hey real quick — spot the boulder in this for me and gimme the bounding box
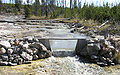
[33,55,39,60]
[1,54,8,61]
[20,51,33,61]
[0,47,6,54]
[0,61,8,66]
[29,43,43,50]
[91,55,98,60]
[87,43,100,55]
[8,62,17,66]
[17,58,23,65]
[25,49,33,55]
[31,48,38,54]
[7,48,13,55]
[0,41,11,48]
[37,50,52,59]
[23,43,29,49]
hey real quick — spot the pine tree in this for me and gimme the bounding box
[0,0,2,12]
[41,0,45,16]
[15,0,21,11]
[34,0,40,16]
[24,0,31,18]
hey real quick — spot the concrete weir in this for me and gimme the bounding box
[38,37,87,52]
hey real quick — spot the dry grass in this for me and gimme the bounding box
[0,59,50,75]
[27,15,47,20]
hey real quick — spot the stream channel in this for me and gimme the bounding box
[34,26,109,75]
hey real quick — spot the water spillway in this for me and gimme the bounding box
[50,40,77,57]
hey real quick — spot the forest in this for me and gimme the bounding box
[0,0,120,24]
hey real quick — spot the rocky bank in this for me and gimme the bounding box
[0,38,52,66]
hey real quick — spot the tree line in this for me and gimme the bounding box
[0,0,120,24]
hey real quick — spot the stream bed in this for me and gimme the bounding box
[0,21,120,75]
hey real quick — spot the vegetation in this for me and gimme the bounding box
[0,0,120,23]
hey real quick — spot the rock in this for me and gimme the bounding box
[0,41,11,48]
[8,56,14,62]
[97,62,108,66]
[25,49,33,55]
[20,51,33,61]
[33,55,39,60]
[38,50,52,59]
[87,43,100,55]
[12,54,20,59]
[17,58,23,65]
[31,48,38,54]
[91,55,98,59]
[8,62,17,66]
[0,47,6,54]
[23,43,29,49]
[106,58,112,63]
[1,54,8,61]
[29,43,42,50]
[7,48,13,55]
[40,43,48,51]
[12,58,19,63]
[33,38,39,42]
[0,61,8,66]
[75,39,88,56]
[100,57,107,63]
[19,41,24,45]
[12,46,22,54]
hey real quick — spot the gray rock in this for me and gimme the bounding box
[106,58,112,63]
[17,58,23,65]
[38,50,52,59]
[0,47,6,54]
[29,43,42,50]
[0,41,11,48]
[0,61,8,66]
[31,48,38,54]
[8,56,14,62]
[7,48,13,55]
[8,62,17,66]
[20,51,33,61]
[25,49,33,55]
[97,62,107,66]
[1,54,8,61]
[23,43,29,49]
[91,55,98,59]
[12,58,19,63]
[87,43,100,55]
[33,55,39,60]
[12,54,20,59]
[100,57,107,63]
